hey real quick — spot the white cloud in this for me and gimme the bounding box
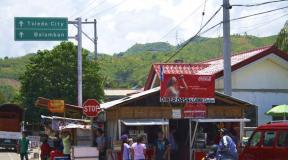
[0,0,287,58]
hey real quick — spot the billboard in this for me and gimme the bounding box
[160,74,215,103]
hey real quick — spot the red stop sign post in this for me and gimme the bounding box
[83,99,100,117]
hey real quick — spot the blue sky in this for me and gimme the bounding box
[0,0,287,58]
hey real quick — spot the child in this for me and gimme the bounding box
[40,138,51,160]
[128,138,133,146]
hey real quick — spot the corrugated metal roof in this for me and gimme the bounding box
[100,87,160,110]
[104,89,139,96]
[100,87,256,110]
[197,46,271,74]
[153,63,211,75]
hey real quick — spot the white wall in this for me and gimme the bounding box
[216,54,288,90]
[215,54,288,125]
[232,91,288,125]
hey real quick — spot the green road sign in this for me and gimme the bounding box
[14,17,68,41]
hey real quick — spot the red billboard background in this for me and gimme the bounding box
[160,74,215,103]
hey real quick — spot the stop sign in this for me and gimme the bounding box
[83,99,100,117]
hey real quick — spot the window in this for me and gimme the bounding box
[249,131,261,147]
[263,131,275,147]
[278,131,288,147]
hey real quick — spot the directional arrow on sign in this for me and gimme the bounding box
[19,21,24,27]
[19,32,24,38]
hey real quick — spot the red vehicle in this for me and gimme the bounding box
[0,104,23,151]
[240,122,288,160]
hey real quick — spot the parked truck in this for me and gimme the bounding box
[0,104,23,151]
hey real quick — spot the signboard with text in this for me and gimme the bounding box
[183,103,207,119]
[14,17,68,41]
[83,99,100,117]
[48,100,65,113]
[160,74,215,103]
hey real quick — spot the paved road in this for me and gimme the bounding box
[0,150,20,160]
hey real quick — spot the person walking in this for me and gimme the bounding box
[153,131,170,160]
[131,135,146,160]
[18,132,30,160]
[121,134,131,160]
[216,128,238,160]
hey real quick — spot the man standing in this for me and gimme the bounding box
[168,127,178,160]
[95,128,106,160]
[216,128,238,160]
[154,131,170,160]
[19,132,29,160]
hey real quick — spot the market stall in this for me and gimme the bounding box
[41,115,91,146]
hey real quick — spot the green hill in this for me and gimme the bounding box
[99,35,277,88]
[124,42,175,55]
[0,35,278,93]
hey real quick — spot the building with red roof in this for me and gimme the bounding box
[144,45,288,125]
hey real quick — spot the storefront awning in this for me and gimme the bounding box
[192,118,250,123]
[121,119,169,126]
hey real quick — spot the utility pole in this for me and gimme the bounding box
[223,0,232,96]
[94,19,98,60]
[77,17,83,107]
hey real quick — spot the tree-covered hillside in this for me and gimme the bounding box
[0,35,279,95]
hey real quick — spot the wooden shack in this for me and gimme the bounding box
[101,86,255,142]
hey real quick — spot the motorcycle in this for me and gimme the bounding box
[202,145,218,160]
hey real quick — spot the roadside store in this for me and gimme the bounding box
[100,86,255,160]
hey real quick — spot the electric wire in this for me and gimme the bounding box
[88,0,127,18]
[164,6,222,63]
[70,0,97,18]
[164,5,288,63]
[200,0,208,29]
[159,2,205,40]
[232,0,288,7]
[230,5,288,22]
[80,0,107,19]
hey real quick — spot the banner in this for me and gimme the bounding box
[160,74,215,103]
[48,100,64,113]
[183,103,207,119]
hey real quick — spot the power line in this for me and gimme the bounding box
[200,0,208,29]
[230,5,288,22]
[159,2,205,40]
[232,0,288,7]
[237,12,288,34]
[70,0,97,18]
[164,6,222,63]
[236,12,288,30]
[79,0,107,19]
[88,0,127,18]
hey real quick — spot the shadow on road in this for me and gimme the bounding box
[0,148,17,153]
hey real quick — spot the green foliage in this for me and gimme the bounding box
[276,22,288,52]
[124,42,175,55]
[20,42,104,122]
[99,35,277,88]
[0,35,278,91]
[0,85,16,103]
[0,91,5,104]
